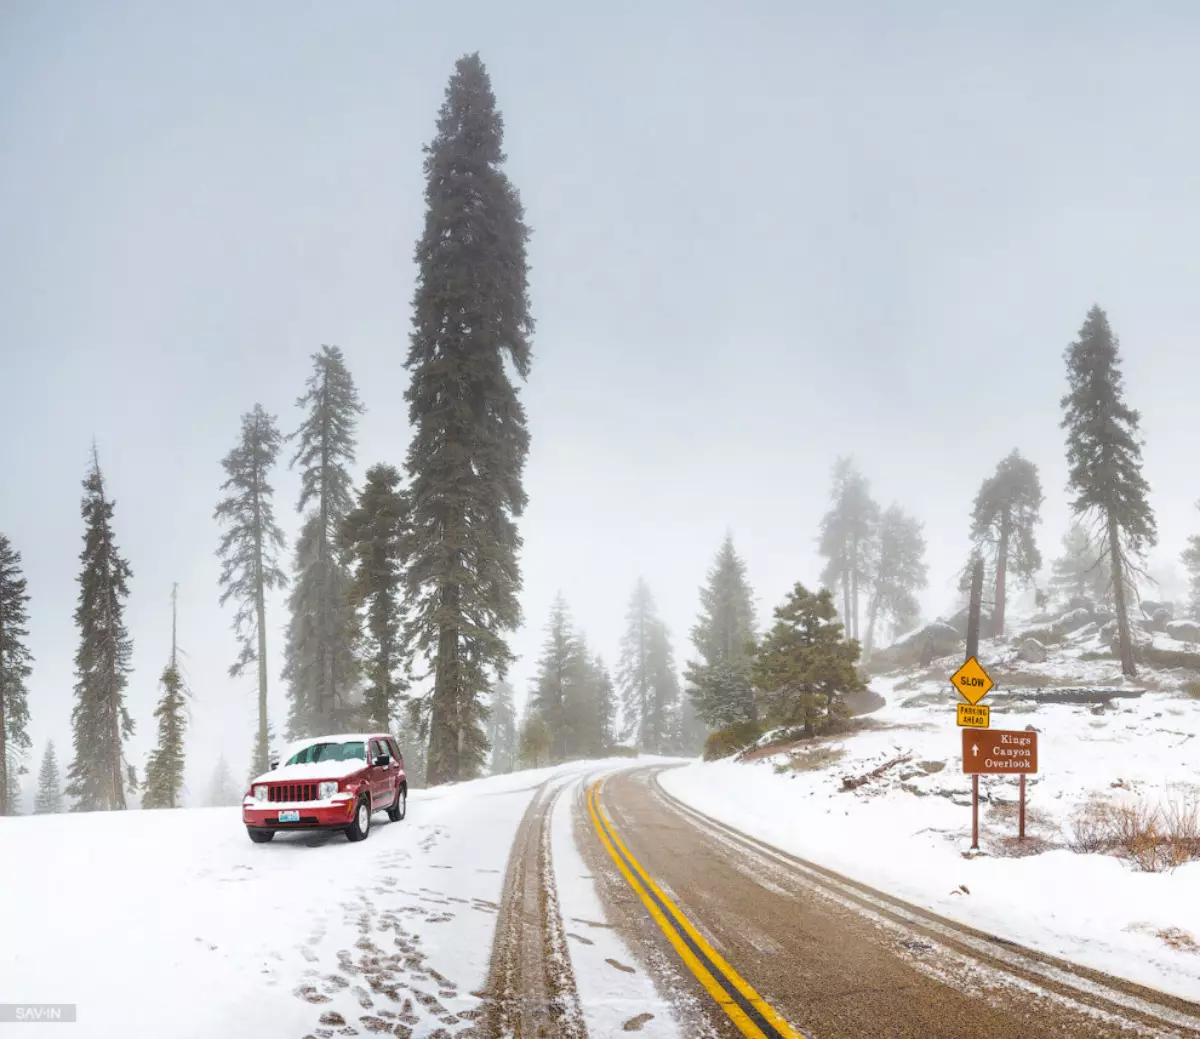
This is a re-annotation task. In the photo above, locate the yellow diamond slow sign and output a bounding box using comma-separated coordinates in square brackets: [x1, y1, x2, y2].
[950, 656, 994, 706]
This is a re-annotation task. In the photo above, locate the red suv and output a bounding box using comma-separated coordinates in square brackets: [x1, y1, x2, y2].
[242, 732, 407, 844]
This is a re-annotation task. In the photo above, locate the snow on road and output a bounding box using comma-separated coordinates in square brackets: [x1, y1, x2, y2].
[660, 656, 1200, 1003]
[0, 758, 658, 1039]
[549, 770, 682, 1039]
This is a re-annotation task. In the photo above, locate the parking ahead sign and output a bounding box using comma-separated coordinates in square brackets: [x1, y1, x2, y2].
[956, 703, 990, 728]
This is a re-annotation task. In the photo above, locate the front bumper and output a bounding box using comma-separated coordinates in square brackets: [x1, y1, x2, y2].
[242, 796, 357, 831]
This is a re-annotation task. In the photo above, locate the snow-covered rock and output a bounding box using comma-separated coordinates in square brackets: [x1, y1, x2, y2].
[1017, 638, 1047, 663]
[1054, 607, 1093, 635]
[1166, 620, 1200, 644]
[1066, 596, 1095, 614]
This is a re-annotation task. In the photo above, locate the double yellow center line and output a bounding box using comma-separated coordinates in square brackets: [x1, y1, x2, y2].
[587, 778, 805, 1039]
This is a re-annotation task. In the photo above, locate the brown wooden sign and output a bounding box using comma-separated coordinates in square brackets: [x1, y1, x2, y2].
[961, 728, 1038, 774]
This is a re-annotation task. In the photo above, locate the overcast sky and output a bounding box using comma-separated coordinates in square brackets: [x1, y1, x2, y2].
[4, 1, 1200, 802]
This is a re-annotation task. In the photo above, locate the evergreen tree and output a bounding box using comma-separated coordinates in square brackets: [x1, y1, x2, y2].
[1182, 506, 1200, 620]
[399, 697, 430, 788]
[617, 580, 679, 754]
[34, 740, 63, 814]
[142, 587, 188, 810]
[283, 345, 364, 739]
[340, 464, 410, 732]
[818, 458, 879, 640]
[205, 754, 241, 807]
[584, 654, 617, 756]
[684, 533, 757, 728]
[969, 450, 1043, 637]
[0, 534, 33, 816]
[214, 404, 288, 779]
[529, 595, 587, 762]
[1049, 522, 1112, 606]
[404, 54, 534, 786]
[486, 679, 518, 774]
[752, 582, 864, 738]
[1060, 306, 1156, 676]
[518, 713, 552, 769]
[66, 448, 136, 811]
[863, 506, 928, 658]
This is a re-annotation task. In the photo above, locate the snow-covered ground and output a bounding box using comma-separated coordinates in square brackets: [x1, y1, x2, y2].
[0, 757, 673, 1039]
[661, 626, 1200, 1002]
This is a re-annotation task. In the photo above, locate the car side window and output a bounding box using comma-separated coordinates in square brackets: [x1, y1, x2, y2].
[386, 738, 402, 764]
[371, 739, 387, 764]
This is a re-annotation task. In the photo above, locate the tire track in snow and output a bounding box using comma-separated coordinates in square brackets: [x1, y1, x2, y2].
[479, 774, 588, 1039]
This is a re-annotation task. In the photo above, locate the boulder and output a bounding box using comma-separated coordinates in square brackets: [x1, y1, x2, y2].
[1072, 621, 1099, 642]
[1093, 608, 1114, 626]
[1027, 612, 1054, 626]
[1054, 607, 1093, 635]
[1017, 638, 1047, 663]
[1166, 620, 1200, 644]
[943, 607, 994, 639]
[1066, 596, 1095, 614]
[1099, 619, 1119, 640]
[1140, 599, 1174, 620]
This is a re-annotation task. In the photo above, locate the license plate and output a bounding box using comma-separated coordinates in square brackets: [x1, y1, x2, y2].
[278, 810, 300, 823]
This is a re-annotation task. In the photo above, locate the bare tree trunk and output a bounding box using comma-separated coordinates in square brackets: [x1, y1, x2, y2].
[841, 564, 852, 635]
[864, 591, 880, 661]
[994, 508, 1010, 638]
[850, 535, 860, 641]
[1109, 513, 1137, 677]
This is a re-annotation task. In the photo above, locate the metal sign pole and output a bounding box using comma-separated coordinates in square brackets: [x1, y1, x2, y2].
[972, 776, 979, 850]
[1019, 774, 1026, 841]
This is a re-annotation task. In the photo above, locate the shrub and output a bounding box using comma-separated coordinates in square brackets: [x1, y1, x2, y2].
[1067, 788, 1200, 872]
[1017, 627, 1065, 646]
[702, 721, 763, 761]
[1136, 644, 1200, 671]
[603, 745, 639, 758]
[1184, 680, 1200, 701]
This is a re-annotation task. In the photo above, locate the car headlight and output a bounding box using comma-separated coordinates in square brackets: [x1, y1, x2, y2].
[254, 785, 268, 802]
[318, 781, 338, 800]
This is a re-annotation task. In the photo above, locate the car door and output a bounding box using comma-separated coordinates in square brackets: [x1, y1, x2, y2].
[385, 738, 404, 796]
[368, 739, 390, 808]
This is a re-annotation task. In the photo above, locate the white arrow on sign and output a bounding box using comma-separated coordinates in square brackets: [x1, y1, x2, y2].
[972, 743, 979, 757]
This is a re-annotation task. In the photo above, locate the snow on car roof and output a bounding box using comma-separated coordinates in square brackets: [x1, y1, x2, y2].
[281, 732, 391, 753]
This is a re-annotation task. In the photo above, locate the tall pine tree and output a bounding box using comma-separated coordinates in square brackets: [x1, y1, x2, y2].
[284, 345, 364, 738]
[617, 580, 679, 754]
[684, 533, 757, 729]
[0, 534, 33, 816]
[1061, 306, 1156, 676]
[486, 679, 518, 774]
[204, 754, 241, 807]
[818, 458, 879, 640]
[752, 583, 864, 738]
[66, 447, 136, 811]
[863, 505, 927, 658]
[34, 740, 63, 814]
[215, 404, 288, 778]
[340, 464, 410, 733]
[404, 54, 534, 785]
[1182, 505, 1200, 620]
[528, 595, 587, 763]
[142, 586, 189, 810]
[1049, 522, 1112, 606]
[969, 450, 1043, 637]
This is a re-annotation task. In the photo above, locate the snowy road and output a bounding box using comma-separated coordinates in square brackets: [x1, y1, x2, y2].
[4, 759, 1200, 1038]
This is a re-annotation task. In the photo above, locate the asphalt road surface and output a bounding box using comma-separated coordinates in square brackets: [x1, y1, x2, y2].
[569, 766, 1200, 1039]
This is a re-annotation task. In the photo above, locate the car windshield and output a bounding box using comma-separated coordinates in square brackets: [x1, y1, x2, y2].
[284, 741, 367, 766]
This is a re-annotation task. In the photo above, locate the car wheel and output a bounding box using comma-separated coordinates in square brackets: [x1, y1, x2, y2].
[345, 796, 372, 842]
[247, 828, 274, 844]
[387, 786, 407, 822]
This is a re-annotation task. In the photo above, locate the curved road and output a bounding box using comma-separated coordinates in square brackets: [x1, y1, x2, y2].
[568, 766, 1200, 1039]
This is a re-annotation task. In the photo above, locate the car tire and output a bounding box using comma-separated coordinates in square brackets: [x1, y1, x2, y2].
[247, 828, 274, 844]
[387, 785, 407, 822]
[345, 796, 372, 842]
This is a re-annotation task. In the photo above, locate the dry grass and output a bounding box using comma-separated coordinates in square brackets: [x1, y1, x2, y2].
[1068, 787, 1200, 872]
[1128, 923, 1200, 954]
[1185, 679, 1200, 701]
[772, 746, 847, 774]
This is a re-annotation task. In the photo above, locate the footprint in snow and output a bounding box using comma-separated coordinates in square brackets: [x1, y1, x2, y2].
[606, 958, 637, 974]
[566, 932, 595, 946]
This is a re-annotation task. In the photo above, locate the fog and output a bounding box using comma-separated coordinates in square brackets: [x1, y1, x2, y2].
[4, 1, 1200, 800]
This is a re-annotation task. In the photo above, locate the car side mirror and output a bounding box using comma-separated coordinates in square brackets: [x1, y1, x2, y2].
[269, 759, 279, 771]
[374, 754, 389, 768]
